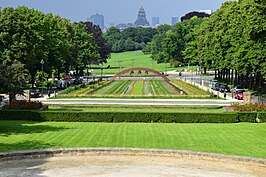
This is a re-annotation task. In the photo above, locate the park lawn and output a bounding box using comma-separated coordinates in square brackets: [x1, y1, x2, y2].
[0, 121, 265, 159]
[0, 121, 266, 158]
[48, 106, 225, 113]
[91, 51, 176, 75]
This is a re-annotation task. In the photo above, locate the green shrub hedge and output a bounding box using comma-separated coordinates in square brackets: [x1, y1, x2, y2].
[1, 111, 265, 123]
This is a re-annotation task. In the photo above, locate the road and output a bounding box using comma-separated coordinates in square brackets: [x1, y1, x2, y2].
[39, 98, 240, 106]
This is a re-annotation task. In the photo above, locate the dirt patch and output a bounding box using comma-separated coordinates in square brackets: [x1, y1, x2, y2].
[0, 154, 265, 177]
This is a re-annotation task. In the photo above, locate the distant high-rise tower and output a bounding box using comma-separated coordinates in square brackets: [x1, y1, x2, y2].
[152, 17, 159, 27]
[172, 16, 179, 25]
[90, 13, 104, 29]
[134, 6, 150, 26]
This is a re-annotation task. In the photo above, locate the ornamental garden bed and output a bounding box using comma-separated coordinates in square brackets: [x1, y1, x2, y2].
[55, 79, 210, 99]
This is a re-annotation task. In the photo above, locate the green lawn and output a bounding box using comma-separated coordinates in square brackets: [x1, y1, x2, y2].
[91, 51, 176, 75]
[48, 106, 225, 113]
[0, 121, 265, 158]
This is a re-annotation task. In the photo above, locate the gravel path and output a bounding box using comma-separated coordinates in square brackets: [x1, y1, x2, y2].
[1, 154, 265, 177]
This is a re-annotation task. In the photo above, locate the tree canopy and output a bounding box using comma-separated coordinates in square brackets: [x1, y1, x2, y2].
[104, 26, 158, 53]
[148, 0, 265, 91]
[0, 6, 110, 99]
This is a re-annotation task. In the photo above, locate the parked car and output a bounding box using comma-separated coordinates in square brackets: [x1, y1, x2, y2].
[214, 83, 221, 91]
[209, 80, 218, 90]
[219, 84, 230, 93]
[235, 90, 244, 100]
[233, 86, 245, 93]
[73, 78, 83, 85]
[29, 89, 41, 98]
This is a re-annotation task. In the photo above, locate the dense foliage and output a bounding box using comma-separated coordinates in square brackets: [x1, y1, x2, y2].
[181, 11, 210, 21]
[186, 0, 266, 91]
[0, 61, 27, 103]
[149, 0, 266, 91]
[2, 100, 43, 110]
[104, 26, 158, 52]
[231, 103, 266, 112]
[149, 17, 204, 65]
[0, 6, 110, 98]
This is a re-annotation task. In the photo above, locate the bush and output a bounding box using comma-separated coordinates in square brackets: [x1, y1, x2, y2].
[2, 100, 43, 110]
[231, 103, 266, 112]
[237, 112, 257, 122]
[257, 113, 266, 123]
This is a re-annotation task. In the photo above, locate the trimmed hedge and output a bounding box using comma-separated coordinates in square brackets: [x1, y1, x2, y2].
[1, 110, 263, 123]
[258, 112, 266, 123]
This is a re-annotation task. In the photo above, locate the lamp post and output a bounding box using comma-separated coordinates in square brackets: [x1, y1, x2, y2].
[40, 59, 44, 97]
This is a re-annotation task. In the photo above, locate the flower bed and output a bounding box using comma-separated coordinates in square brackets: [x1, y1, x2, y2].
[231, 103, 266, 112]
[55, 79, 211, 99]
[2, 100, 43, 110]
[171, 79, 209, 95]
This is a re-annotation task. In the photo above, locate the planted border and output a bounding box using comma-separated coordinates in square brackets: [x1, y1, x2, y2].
[0, 111, 265, 123]
[171, 79, 209, 95]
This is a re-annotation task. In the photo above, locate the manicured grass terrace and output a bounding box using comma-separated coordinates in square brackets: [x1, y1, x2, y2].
[0, 121, 265, 158]
[48, 105, 225, 113]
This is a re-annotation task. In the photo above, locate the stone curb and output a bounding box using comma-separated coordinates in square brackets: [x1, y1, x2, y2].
[0, 148, 266, 165]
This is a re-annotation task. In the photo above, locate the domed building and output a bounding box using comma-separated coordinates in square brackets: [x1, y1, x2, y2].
[134, 6, 150, 27]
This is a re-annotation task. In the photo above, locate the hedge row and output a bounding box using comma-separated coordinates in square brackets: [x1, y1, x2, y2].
[0, 111, 265, 123]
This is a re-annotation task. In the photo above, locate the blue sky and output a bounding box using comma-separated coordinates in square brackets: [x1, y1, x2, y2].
[1, 0, 228, 26]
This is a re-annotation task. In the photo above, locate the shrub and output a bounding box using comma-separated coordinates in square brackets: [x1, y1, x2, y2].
[257, 113, 266, 123]
[237, 112, 257, 122]
[231, 103, 266, 112]
[2, 100, 43, 110]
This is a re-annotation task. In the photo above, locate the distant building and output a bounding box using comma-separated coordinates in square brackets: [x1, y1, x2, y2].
[152, 17, 159, 26]
[116, 23, 133, 30]
[134, 6, 150, 27]
[171, 16, 179, 25]
[109, 23, 115, 28]
[89, 13, 104, 29]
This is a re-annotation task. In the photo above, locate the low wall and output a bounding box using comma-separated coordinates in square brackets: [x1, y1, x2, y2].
[1, 148, 265, 165]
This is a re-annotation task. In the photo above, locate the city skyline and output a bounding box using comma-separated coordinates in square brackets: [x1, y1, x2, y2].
[1, 0, 228, 26]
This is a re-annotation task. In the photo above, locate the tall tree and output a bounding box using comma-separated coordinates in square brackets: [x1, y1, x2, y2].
[84, 21, 110, 63]
[72, 22, 99, 75]
[0, 61, 28, 104]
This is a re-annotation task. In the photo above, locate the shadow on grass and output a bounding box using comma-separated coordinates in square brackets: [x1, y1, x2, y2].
[48, 108, 85, 112]
[0, 140, 56, 152]
[0, 140, 56, 177]
[0, 120, 69, 137]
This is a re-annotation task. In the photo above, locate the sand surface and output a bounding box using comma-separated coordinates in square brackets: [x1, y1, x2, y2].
[0, 154, 265, 177]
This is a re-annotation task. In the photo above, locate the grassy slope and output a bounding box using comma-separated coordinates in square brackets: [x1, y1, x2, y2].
[0, 121, 265, 158]
[92, 51, 176, 75]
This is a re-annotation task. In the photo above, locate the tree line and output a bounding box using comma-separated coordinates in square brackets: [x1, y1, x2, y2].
[104, 26, 158, 53]
[147, 0, 266, 91]
[0, 6, 110, 101]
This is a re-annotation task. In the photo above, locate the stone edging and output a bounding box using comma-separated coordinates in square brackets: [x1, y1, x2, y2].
[0, 148, 265, 165]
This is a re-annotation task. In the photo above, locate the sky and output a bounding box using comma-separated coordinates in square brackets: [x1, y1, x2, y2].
[1, 0, 228, 26]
